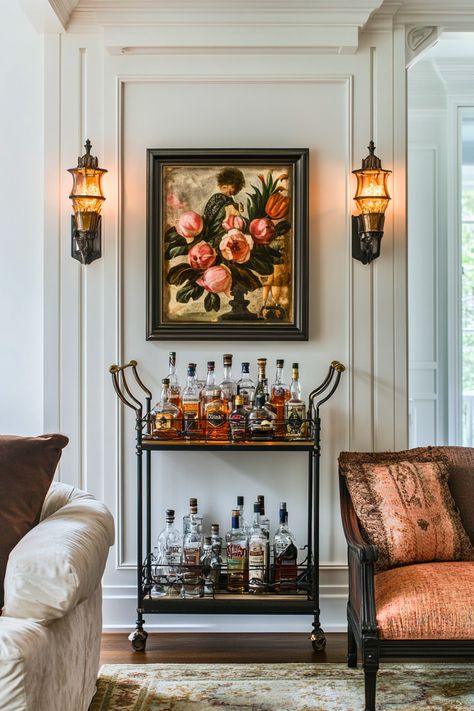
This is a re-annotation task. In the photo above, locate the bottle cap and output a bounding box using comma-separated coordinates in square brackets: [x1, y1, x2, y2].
[211, 523, 219, 533]
[169, 352, 176, 364]
[204, 536, 212, 545]
[166, 509, 175, 518]
[253, 502, 261, 513]
[161, 378, 170, 385]
[189, 497, 197, 506]
[232, 509, 240, 516]
[292, 362, 299, 369]
[276, 359, 284, 367]
[280, 502, 287, 510]
[241, 362, 250, 371]
[207, 361, 215, 369]
[237, 495, 244, 506]
[223, 354, 233, 365]
[257, 357, 267, 367]
[187, 364, 196, 376]
[234, 394, 243, 406]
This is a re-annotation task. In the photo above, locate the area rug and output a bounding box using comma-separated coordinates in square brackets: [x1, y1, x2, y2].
[89, 663, 474, 710]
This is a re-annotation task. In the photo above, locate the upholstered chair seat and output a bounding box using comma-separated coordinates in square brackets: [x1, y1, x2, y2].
[375, 561, 474, 640]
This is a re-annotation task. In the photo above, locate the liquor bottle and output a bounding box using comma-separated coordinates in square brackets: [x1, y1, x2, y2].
[201, 536, 222, 595]
[285, 363, 307, 440]
[237, 362, 256, 409]
[167, 351, 182, 411]
[203, 361, 229, 440]
[149, 378, 180, 439]
[182, 497, 203, 536]
[211, 523, 223, 558]
[248, 502, 267, 594]
[153, 509, 182, 596]
[181, 363, 202, 439]
[220, 353, 238, 413]
[226, 510, 248, 593]
[229, 395, 248, 441]
[248, 393, 276, 440]
[236, 495, 250, 534]
[271, 359, 290, 438]
[254, 358, 267, 401]
[273, 502, 298, 593]
[182, 514, 204, 598]
[257, 494, 270, 585]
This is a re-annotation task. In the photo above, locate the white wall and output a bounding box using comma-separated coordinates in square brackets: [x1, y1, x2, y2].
[0, 2, 44, 434]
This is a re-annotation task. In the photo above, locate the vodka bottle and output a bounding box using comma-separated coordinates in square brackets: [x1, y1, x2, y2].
[153, 509, 182, 596]
[182, 497, 203, 536]
[273, 502, 298, 592]
[226, 510, 248, 593]
[248, 502, 267, 594]
[236, 495, 250, 534]
[257, 494, 270, 585]
[182, 515, 204, 598]
[237, 362, 256, 409]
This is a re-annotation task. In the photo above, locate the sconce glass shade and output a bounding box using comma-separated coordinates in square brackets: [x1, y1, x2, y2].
[68, 140, 107, 223]
[352, 141, 391, 218]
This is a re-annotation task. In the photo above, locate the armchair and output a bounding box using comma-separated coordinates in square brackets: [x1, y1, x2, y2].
[339, 447, 474, 711]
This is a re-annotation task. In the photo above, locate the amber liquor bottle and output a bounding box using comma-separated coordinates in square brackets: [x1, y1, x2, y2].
[167, 351, 182, 411]
[203, 361, 229, 440]
[181, 363, 202, 439]
[149, 379, 180, 439]
[285, 363, 307, 440]
[271, 359, 290, 438]
[220, 353, 238, 413]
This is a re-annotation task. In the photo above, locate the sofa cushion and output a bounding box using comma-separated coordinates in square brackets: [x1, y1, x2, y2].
[0, 434, 68, 608]
[343, 459, 473, 570]
[375, 561, 474, 639]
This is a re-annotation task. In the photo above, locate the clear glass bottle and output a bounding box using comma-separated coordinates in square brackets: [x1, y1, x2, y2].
[153, 509, 182, 597]
[201, 536, 222, 595]
[226, 510, 248, 593]
[236, 495, 250, 534]
[149, 378, 180, 439]
[182, 497, 203, 536]
[271, 359, 290, 438]
[237, 362, 256, 410]
[211, 523, 223, 558]
[229, 395, 248, 441]
[248, 502, 267, 594]
[285, 363, 307, 440]
[273, 502, 298, 593]
[181, 363, 202, 439]
[257, 494, 270, 586]
[167, 351, 182, 412]
[182, 515, 204, 598]
[203, 361, 229, 440]
[254, 357, 267, 401]
[220, 353, 238, 413]
[248, 393, 276, 440]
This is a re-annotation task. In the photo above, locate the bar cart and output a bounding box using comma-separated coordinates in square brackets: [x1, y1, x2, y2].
[109, 359, 345, 652]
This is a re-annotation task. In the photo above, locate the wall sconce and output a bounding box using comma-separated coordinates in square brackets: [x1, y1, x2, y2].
[352, 141, 391, 264]
[68, 139, 107, 265]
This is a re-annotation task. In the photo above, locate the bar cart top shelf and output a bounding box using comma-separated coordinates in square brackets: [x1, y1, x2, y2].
[141, 438, 315, 452]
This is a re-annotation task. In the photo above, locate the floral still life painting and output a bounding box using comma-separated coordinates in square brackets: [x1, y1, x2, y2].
[147, 149, 308, 340]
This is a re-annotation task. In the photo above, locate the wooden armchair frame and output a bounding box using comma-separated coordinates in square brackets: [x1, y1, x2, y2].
[339, 472, 474, 711]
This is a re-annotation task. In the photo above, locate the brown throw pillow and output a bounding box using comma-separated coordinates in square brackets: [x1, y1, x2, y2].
[0, 433, 69, 608]
[343, 459, 474, 571]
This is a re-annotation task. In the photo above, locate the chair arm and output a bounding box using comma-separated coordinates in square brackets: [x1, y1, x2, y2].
[3, 494, 114, 623]
[339, 474, 378, 563]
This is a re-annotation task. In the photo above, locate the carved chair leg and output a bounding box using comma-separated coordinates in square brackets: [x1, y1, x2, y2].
[347, 622, 357, 668]
[363, 651, 379, 711]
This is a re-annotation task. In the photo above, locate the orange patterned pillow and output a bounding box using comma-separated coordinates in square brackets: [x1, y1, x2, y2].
[344, 459, 474, 571]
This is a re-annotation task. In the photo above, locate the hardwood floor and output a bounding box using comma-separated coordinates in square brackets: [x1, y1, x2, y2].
[100, 632, 347, 665]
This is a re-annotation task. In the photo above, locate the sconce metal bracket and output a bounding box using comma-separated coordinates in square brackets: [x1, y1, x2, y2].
[71, 215, 102, 265]
[352, 215, 382, 265]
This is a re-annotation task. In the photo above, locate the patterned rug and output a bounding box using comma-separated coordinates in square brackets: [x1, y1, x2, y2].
[89, 663, 474, 710]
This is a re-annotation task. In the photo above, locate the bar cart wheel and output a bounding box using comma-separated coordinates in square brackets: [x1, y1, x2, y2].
[311, 628, 327, 652]
[129, 627, 148, 652]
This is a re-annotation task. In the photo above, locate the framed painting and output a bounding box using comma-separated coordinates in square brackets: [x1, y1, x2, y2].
[146, 148, 308, 340]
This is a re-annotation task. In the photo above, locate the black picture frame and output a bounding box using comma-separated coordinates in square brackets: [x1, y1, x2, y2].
[146, 148, 309, 340]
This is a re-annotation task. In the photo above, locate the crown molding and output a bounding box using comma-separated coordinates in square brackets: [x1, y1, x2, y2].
[19, 0, 77, 32]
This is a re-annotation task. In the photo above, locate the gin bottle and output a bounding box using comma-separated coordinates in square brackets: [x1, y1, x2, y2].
[273, 502, 298, 592]
[248, 502, 267, 594]
[182, 515, 204, 598]
[226, 510, 248, 593]
[237, 362, 256, 409]
[181, 363, 202, 438]
[285, 363, 307, 440]
[201, 536, 222, 595]
[149, 378, 180, 440]
[153, 509, 182, 596]
[182, 497, 203, 536]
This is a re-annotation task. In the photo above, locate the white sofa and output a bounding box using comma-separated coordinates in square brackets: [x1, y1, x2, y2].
[0, 482, 114, 711]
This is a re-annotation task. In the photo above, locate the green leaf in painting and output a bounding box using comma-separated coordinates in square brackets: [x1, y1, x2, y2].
[167, 263, 196, 286]
[275, 220, 291, 237]
[176, 281, 202, 303]
[165, 227, 184, 243]
[229, 264, 262, 291]
[210, 292, 220, 311]
[166, 244, 190, 260]
[204, 292, 213, 312]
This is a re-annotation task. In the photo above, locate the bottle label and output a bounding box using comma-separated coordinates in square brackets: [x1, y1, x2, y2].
[286, 404, 306, 436]
[207, 410, 227, 428]
[183, 547, 200, 566]
[226, 542, 247, 571]
[154, 413, 173, 430]
[249, 543, 265, 578]
[164, 545, 181, 566]
[183, 407, 199, 433]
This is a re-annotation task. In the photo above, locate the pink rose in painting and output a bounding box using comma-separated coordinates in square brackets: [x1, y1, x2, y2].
[249, 217, 276, 245]
[197, 265, 232, 294]
[219, 229, 253, 264]
[175, 211, 204, 242]
[187, 241, 217, 270]
[222, 214, 245, 232]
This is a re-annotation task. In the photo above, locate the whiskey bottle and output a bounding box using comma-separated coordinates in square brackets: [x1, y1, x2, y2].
[182, 515, 204, 598]
[182, 497, 203, 536]
[248, 393, 276, 440]
[254, 358, 267, 401]
[167, 351, 182, 412]
[149, 378, 180, 439]
[154, 509, 182, 596]
[229, 395, 248, 441]
[220, 353, 238, 413]
[201, 536, 222, 595]
[237, 362, 256, 410]
[182, 363, 202, 438]
[271, 359, 290, 438]
[203, 361, 229, 440]
[273, 502, 298, 593]
[226, 510, 248, 593]
[248, 502, 267, 594]
[285, 363, 307, 440]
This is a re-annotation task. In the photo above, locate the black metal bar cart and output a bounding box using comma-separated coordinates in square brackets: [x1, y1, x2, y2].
[110, 359, 344, 652]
